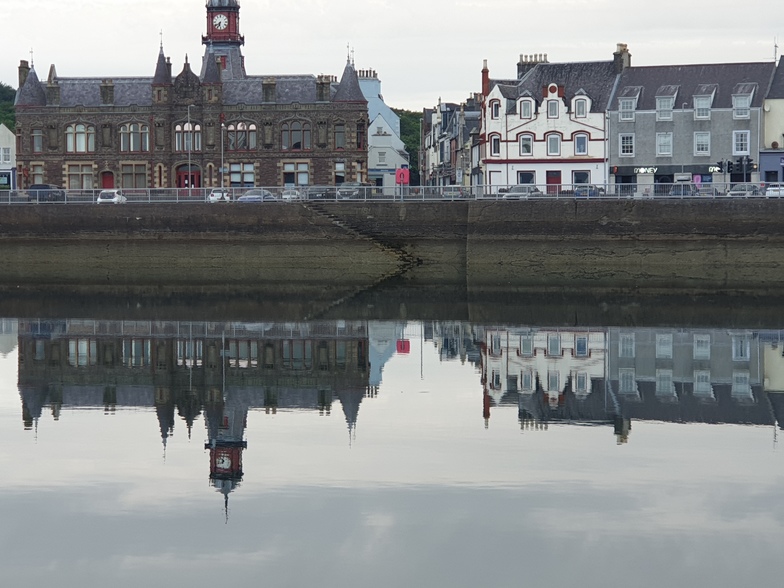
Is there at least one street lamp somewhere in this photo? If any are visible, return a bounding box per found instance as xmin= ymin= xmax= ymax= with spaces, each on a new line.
xmin=220 ymin=123 xmax=225 ymax=189
xmin=187 ymin=104 xmax=193 ymax=191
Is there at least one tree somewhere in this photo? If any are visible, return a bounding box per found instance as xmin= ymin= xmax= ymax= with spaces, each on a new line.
xmin=0 ymin=81 xmax=16 ymax=130
xmin=393 ymin=108 xmax=422 ymax=185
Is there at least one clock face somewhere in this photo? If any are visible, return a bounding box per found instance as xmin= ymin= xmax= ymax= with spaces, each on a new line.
xmin=216 ymin=453 xmax=232 ymax=469
xmin=213 ymin=14 xmax=228 ymax=30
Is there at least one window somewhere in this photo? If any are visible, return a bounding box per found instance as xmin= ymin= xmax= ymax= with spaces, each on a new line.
xmin=732 ymin=335 xmax=750 ymax=360
xmin=520 ymin=100 xmax=532 ymax=119
xmin=693 ymin=334 xmax=711 ymax=360
xmin=521 ymin=369 xmax=534 ymax=391
xmin=547 ymin=333 xmax=561 ymax=356
xmin=732 ymin=370 xmax=752 ymax=399
xmin=694 ymin=370 xmax=712 ymax=397
xmin=282 ymin=341 xmax=313 ymax=370
xmin=230 ymin=162 xmax=254 ymax=187
xmin=694 ymin=132 xmax=710 ymax=156
xmin=378 ymin=151 xmax=386 ymax=164
xmin=656 ymin=133 xmax=673 ymax=157
xmin=32 ymin=129 xmax=43 ymax=153
xmin=656 ymin=333 xmax=673 ymax=358
xmin=547 ymin=100 xmax=559 ymax=118
xmin=575 ymin=335 xmax=588 ymax=357
xmin=694 ymin=96 xmax=711 ymax=120
xmin=490 ymin=100 xmax=500 ymax=119
xmin=30 ymin=164 xmax=44 ymax=185
xmin=1 ymin=148 xmax=9 ymax=163
xmin=334 ymin=161 xmax=345 ymax=184
xmin=283 ymin=161 xmax=309 ymax=186
xmin=119 ymin=123 xmax=149 ymax=152
xmin=65 ymin=124 xmax=95 ymax=153
xmin=491 ymin=333 xmax=502 ymax=356
xmin=517 ymin=171 xmax=535 ymax=184
xmin=67 ymin=164 xmax=93 ymax=189
xmin=546 ymin=134 xmax=560 ymax=156
xmin=356 ymin=123 xmax=365 ymax=149
xmin=490 ymin=134 xmax=501 ymax=156
xmin=573 ymin=170 xmax=590 ymax=184
xmin=519 ymin=134 xmax=533 ymax=156
xmin=619 ymin=333 xmax=635 ymax=358
xmin=619 ymin=98 xmax=636 ymax=121
xmin=656 ymin=97 xmax=674 ymax=121
xmin=733 ymin=95 xmax=751 ymax=119
xmin=123 ymin=339 xmax=151 ymax=368
xmin=655 ymin=369 xmax=675 ymax=397
xmin=334 ymin=124 xmax=346 ymax=148
xmin=619 ymin=368 xmax=636 ymax=394
xmin=120 ymin=163 xmax=146 ymax=188
xmin=575 ymin=372 xmax=588 ymax=394
xmin=68 ymin=339 xmax=98 ymax=367
xmin=733 ymin=131 xmax=749 ymax=155
xmin=574 ymin=99 xmax=587 ymax=118
xmin=619 ymin=134 xmax=635 ymax=157
xmin=491 ymin=370 xmax=501 ymax=389
xmin=574 ymin=134 xmax=588 ymax=156
xmin=175 ymin=123 xmax=201 ymax=152
xmin=547 ymin=370 xmax=559 ymax=391
xmin=281 ymin=122 xmax=311 ymax=150
xmin=520 ymin=334 xmax=533 ymax=356
xmin=227 ymin=122 xmax=257 ymax=151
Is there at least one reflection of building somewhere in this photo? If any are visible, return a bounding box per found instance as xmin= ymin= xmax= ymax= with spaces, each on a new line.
xmin=17 ymin=318 xmax=374 ymax=508
xmin=0 ymin=318 xmax=18 ymax=358
xmin=432 ymin=322 xmax=483 ymax=365
xmin=761 ymin=331 xmax=784 ymax=430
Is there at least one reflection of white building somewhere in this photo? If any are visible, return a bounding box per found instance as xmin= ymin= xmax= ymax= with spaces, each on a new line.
xmin=483 ymin=328 xmax=607 ymax=407
xmin=367 ymin=321 xmax=404 ymax=388
xmin=0 ymin=318 xmax=18 ymax=357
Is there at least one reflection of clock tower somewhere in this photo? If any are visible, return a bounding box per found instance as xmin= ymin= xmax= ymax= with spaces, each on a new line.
xmin=201 ymin=0 xmax=246 ymax=80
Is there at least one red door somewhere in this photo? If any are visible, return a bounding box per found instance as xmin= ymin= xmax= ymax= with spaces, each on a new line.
xmin=176 ymin=167 xmax=201 ymax=189
xmin=546 ymin=171 xmax=561 ymax=195
xmin=101 ymin=172 xmax=114 ymax=189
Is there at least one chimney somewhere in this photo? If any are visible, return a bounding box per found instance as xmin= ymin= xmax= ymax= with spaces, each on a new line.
xmin=316 ymin=74 xmax=331 ymax=102
xmin=100 ymin=79 xmax=115 ymax=105
xmin=613 ymin=43 xmax=631 ymax=73
xmin=262 ymin=77 xmax=276 ymax=102
xmin=18 ymin=60 xmax=30 ymax=88
xmin=166 ymin=57 xmax=172 ymax=78
xmin=481 ymin=59 xmax=489 ymax=97
xmin=46 ymin=80 xmax=60 ymax=105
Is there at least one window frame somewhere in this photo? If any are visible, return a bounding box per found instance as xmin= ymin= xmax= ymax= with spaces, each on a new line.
xmin=546 ymin=133 xmax=561 ymax=156
xmin=519 ymin=134 xmax=533 ymax=156
xmin=619 ymin=133 xmax=635 ymax=157
xmin=490 ymin=100 xmax=500 ymax=119
xmin=733 ymin=95 xmax=751 ymax=119
xmin=65 ymin=123 xmax=96 ymax=153
xmin=520 ymin=100 xmax=532 ymax=119
xmin=694 ymin=132 xmax=710 ymax=156
xmin=619 ymin=98 xmax=636 ymax=121
xmin=574 ymin=133 xmax=588 ymax=156
xmin=733 ymin=130 xmax=750 ymax=155
xmin=694 ymin=96 xmax=712 ymax=120
xmin=656 ymin=132 xmax=673 ymax=157
xmin=547 ymin=100 xmax=559 ymax=119
xmin=119 ymin=123 xmax=150 ymax=153
xmin=490 ymin=134 xmax=501 ymax=156
xmin=574 ymin=98 xmax=587 ymax=118
xmin=656 ymin=97 xmax=674 ymax=121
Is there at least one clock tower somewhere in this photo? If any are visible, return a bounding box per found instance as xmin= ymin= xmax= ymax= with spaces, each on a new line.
xmin=202 ymin=0 xmax=244 ymax=47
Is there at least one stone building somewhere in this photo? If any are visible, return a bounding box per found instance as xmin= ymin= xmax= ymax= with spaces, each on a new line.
xmin=13 ymin=0 xmax=368 ymax=191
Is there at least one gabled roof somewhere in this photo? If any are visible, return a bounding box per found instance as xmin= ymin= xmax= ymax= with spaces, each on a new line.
xmin=614 ymin=62 xmax=776 ymax=110
xmin=515 ymin=60 xmax=619 ymax=111
xmin=768 ymin=57 xmax=784 ymax=99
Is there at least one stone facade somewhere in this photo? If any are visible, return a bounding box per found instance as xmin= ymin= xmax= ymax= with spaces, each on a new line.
xmin=13 ymin=0 xmax=368 ymax=191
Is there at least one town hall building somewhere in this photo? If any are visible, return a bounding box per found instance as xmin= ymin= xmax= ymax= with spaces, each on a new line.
xmin=13 ymin=0 xmax=369 ymax=191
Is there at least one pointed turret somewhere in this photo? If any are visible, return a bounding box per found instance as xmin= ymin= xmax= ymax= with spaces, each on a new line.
xmin=152 ymin=45 xmax=171 ymax=85
xmin=333 ymin=59 xmax=366 ymax=103
xmin=15 ymin=67 xmax=47 ymax=107
xmin=202 ymin=44 xmax=222 ymax=84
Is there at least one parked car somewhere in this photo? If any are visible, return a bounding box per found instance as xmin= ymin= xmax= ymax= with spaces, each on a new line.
xmin=281 ymin=188 xmax=303 ymax=202
xmin=207 ymin=189 xmax=231 ymax=203
xmin=96 ymin=189 xmax=127 ymax=204
xmin=668 ymin=183 xmax=697 ymax=197
xmin=305 ymin=185 xmax=337 ymax=200
xmin=503 ymin=184 xmax=542 ymax=198
xmin=764 ymin=182 xmax=784 ymax=197
xmin=337 ymin=182 xmax=366 ymax=199
xmin=442 ymin=185 xmax=467 ymax=199
xmin=573 ymin=185 xmax=602 ymax=198
xmin=727 ymin=183 xmax=761 ymax=197
xmin=27 ymin=184 xmax=66 ymax=202
xmin=237 ymin=188 xmax=277 ymax=202
xmin=697 ymin=186 xmax=722 ymax=197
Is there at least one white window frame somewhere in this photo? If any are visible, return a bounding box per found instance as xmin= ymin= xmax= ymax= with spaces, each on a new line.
xmin=490 ymin=100 xmax=500 ymax=119
xmin=694 ymin=132 xmax=710 ymax=156
xmin=574 ymin=99 xmax=587 ymax=118
xmin=520 ymin=334 xmax=533 ymax=356
xmin=732 ymin=336 xmax=750 ymax=361
xmin=490 ymin=134 xmax=501 ymax=156
xmin=732 ymin=370 xmax=752 ymax=399
xmin=522 ymin=369 xmax=534 ymax=391
xmin=519 ymin=134 xmax=533 ymax=156
xmin=694 ymin=96 xmax=711 ymax=120
xmin=575 ymin=372 xmax=588 ymax=393
xmin=546 ymin=134 xmax=561 ymax=156
xmin=693 ymin=334 xmax=711 ymax=360
xmin=656 ymin=333 xmax=673 ymax=358
xmin=574 ymin=134 xmax=588 ymax=156
xmin=619 ymin=368 xmax=636 ymax=394
xmin=547 ymin=100 xmax=559 ymax=118
xmin=520 ymin=100 xmax=532 ymax=119
xmin=619 ymin=333 xmax=635 ymax=358
xmin=733 ymin=95 xmax=751 ymax=119
xmin=733 ymin=130 xmax=750 ymax=155
xmin=656 ymin=132 xmax=673 ymax=157
xmin=547 ymin=370 xmax=560 ymax=392
xmin=655 ymin=369 xmax=675 ymax=397
xmin=619 ymin=134 xmax=635 ymax=157
xmin=693 ymin=370 xmax=712 ymax=397
xmin=575 ymin=335 xmax=588 ymax=357
xmin=547 ymin=333 xmax=561 ymax=356
xmin=619 ymin=98 xmax=636 ymax=121
xmin=656 ymin=97 xmax=674 ymax=121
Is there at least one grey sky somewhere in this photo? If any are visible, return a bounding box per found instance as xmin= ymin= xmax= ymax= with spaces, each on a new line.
xmin=4 ymin=1 xmax=780 ymax=112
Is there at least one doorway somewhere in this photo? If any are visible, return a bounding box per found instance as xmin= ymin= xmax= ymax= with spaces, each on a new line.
xmin=176 ymin=165 xmax=201 ymax=189
xmin=546 ymin=171 xmax=561 ymax=195
xmin=101 ymin=172 xmax=114 ymax=189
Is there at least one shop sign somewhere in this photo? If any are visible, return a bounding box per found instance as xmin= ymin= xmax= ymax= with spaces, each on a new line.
xmin=634 ymin=167 xmax=658 ymax=174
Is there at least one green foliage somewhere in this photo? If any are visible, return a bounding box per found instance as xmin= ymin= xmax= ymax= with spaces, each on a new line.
xmin=393 ymin=108 xmax=422 ymax=185
xmin=0 ymin=81 xmax=15 ymax=130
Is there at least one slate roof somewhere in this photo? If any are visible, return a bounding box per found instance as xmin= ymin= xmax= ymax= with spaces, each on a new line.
xmin=152 ymin=47 xmax=170 ymax=85
xmin=614 ymin=62 xmax=776 ymax=110
xmin=14 ymin=68 xmax=47 ymax=106
xmin=516 ymin=60 xmax=619 ymax=112
xmin=333 ymin=60 xmax=366 ymax=103
xmin=223 ymin=75 xmax=317 ymax=105
xmin=768 ymin=57 xmax=784 ymax=99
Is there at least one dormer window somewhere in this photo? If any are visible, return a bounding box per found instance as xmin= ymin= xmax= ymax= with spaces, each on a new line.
xmin=656 ymin=97 xmax=674 ymax=121
xmin=733 ymin=95 xmax=751 ymax=119
xmin=574 ymin=99 xmax=587 ymax=118
xmin=694 ymin=96 xmax=712 ymax=120
xmin=547 ymin=100 xmax=559 ymax=118
xmin=520 ymin=100 xmax=532 ymax=119
xmin=619 ymin=98 xmax=636 ymax=121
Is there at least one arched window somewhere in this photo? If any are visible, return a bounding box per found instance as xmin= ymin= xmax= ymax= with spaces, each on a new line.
xmin=175 ymin=122 xmax=201 ymax=152
xmin=120 ymin=123 xmax=150 ymax=152
xmin=489 ymin=133 xmax=501 ymax=156
xmin=574 ymin=99 xmax=587 ymax=118
xmin=65 ymin=124 xmax=95 ymax=153
xmin=227 ymin=122 xmax=257 ymax=151
xmin=574 ymin=133 xmax=588 ymax=156
xmin=546 ymin=133 xmax=561 ymax=156
xmin=490 ymin=100 xmax=500 ymax=119
xmin=281 ymin=121 xmax=312 ymax=150
xmin=519 ymin=134 xmax=533 ymax=156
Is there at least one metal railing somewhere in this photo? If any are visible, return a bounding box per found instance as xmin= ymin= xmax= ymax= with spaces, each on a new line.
xmin=2 ymin=181 xmax=783 ymax=204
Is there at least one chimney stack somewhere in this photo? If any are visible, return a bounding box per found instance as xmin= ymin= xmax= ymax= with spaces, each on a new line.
xmin=18 ymin=60 xmax=30 ymax=88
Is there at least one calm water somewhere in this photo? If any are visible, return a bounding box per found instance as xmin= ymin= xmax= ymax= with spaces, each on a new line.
xmin=2 ymin=317 xmax=784 ymax=587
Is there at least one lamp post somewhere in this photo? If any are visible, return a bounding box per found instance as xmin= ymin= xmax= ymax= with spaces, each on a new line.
xmin=681 ymin=102 xmax=688 ymax=174
xmin=187 ymin=104 xmax=193 ymax=192
xmin=221 ymin=123 xmax=225 ymax=189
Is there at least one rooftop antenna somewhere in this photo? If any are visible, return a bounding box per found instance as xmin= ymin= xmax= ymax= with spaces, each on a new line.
xmin=29 ymin=48 xmax=34 ymax=68
xmin=775 ymin=37 xmax=779 ymax=63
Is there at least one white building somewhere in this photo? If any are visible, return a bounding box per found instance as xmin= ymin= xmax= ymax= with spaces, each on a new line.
xmin=0 ymin=123 xmax=16 ymax=191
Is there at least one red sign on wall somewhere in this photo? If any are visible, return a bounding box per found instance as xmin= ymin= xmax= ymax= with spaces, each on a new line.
xmin=396 ymin=339 xmax=410 ymax=354
xmin=395 ymin=168 xmax=410 ymax=185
